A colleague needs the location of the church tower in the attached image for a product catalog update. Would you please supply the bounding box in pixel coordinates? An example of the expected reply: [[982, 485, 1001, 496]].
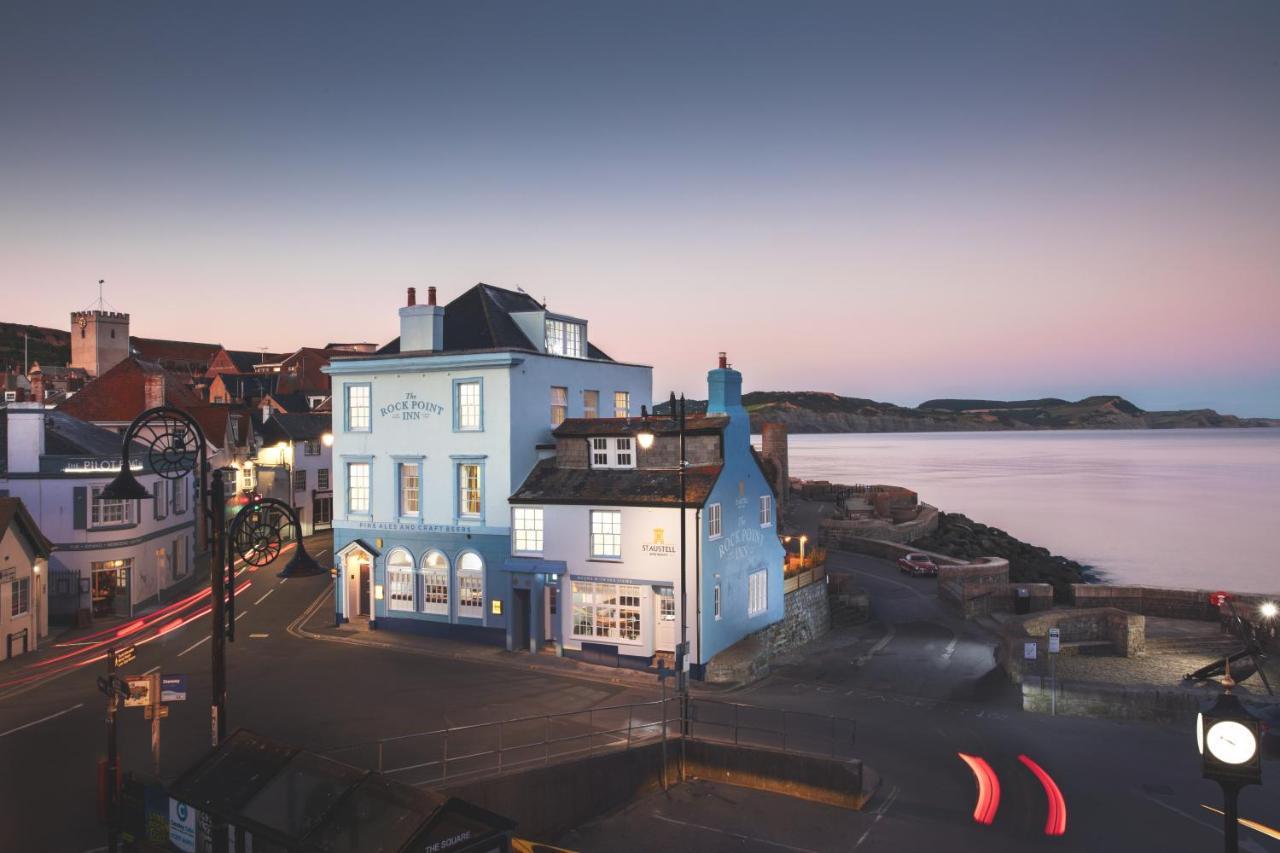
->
[[70, 309, 131, 378]]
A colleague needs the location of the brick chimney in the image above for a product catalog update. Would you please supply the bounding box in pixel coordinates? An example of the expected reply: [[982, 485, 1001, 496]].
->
[[144, 370, 166, 410], [407, 287, 416, 306]]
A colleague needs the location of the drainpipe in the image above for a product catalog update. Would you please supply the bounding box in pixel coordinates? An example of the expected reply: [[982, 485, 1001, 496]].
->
[[695, 507, 702, 670]]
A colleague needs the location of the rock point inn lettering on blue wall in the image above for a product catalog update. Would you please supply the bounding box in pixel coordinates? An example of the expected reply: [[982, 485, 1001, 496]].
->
[[379, 392, 445, 421]]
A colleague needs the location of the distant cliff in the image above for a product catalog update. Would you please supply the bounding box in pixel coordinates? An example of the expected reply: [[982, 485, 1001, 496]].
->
[[658, 392, 1278, 433], [0, 321, 69, 372]]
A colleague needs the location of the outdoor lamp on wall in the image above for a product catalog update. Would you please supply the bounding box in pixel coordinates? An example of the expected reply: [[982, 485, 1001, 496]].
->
[[321, 432, 334, 448], [636, 428, 655, 450], [1197, 663, 1263, 853], [374, 584, 384, 601]]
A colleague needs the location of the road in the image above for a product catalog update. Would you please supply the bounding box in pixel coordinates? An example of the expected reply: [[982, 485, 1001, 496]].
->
[[0, 536, 653, 852], [726, 549, 1280, 852], [2, 540, 1277, 852]]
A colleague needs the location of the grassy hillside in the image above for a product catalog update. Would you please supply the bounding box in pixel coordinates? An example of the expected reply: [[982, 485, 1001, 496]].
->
[[0, 322, 70, 372]]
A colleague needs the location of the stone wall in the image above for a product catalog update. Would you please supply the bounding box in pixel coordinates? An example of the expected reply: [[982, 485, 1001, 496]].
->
[[1020, 676, 1280, 724], [819, 503, 940, 547], [1072, 584, 1278, 621], [999, 607, 1145, 684], [704, 578, 831, 684]]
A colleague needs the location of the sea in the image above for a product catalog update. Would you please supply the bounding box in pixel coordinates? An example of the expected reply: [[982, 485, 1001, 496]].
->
[[758, 429, 1280, 594]]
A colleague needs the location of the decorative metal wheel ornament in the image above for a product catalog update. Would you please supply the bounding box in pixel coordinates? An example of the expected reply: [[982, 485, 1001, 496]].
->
[[232, 512, 287, 567], [140, 413, 201, 480]]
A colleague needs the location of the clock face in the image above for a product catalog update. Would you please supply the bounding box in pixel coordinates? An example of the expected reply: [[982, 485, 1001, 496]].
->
[[1206, 720, 1257, 765], [77, 315, 88, 329]]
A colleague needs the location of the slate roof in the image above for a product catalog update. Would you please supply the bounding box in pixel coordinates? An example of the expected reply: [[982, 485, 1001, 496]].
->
[[130, 336, 221, 371], [262, 392, 313, 414], [554, 414, 730, 437], [369, 283, 617, 361], [258, 413, 332, 444], [0, 497, 53, 557], [511, 458, 722, 507], [0, 409, 150, 476], [56, 357, 204, 422], [216, 373, 277, 400], [225, 349, 284, 373]]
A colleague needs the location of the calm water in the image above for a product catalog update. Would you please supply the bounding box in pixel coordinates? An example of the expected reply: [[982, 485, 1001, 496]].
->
[[760, 429, 1280, 593]]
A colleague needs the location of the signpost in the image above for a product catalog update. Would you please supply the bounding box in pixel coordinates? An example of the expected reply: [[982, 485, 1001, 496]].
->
[[160, 675, 188, 703], [1047, 628, 1061, 716], [1024, 641, 1037, 661]]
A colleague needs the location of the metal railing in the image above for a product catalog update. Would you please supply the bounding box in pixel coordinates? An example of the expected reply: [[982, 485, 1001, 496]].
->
[[320, 696, 856, 788]]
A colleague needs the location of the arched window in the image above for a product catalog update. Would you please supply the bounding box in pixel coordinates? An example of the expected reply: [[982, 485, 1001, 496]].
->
[[457, 551, 485, 619], [420, 550, 450, 615], [386, 548, 415, 612]]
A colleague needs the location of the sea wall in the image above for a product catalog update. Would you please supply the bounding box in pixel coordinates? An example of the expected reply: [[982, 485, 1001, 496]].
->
[[818, 504, 939, 547], [1072, 585, 1278, 620]]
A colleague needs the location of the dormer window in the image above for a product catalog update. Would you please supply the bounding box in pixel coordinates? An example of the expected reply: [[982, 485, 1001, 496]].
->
[[590, 436, 635, 469], [545, 319, 585, 358]]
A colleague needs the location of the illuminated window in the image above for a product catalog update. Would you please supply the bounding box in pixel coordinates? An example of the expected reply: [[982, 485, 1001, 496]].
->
[[512, 507, 543, 554], [571, 581, 642, 642], [458, 464, 482, 519], [545, 319, 585, 358], [457, 552, 484, 618], [583, 390, 599, 419], [399, 463, 420, 515], [551, 386, 568, 427], [386, 548, 415, 611], [347, 462, 370, 514], [590, 510, 622, 559], [346, 384, 371, 432], [614, 391, 630, 418], [421, 550, 449, 615]]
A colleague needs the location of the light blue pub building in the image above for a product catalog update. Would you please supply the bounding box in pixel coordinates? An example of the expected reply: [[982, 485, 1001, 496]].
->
[[323, 284, 652, 646]]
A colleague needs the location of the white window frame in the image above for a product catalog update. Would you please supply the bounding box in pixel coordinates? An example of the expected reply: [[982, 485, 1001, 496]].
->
[[589, 509, 622, 560], [748, 569, 768, 617], [707, 503, 722, 539], [386, 548, 415, 612], [420, 550, 450, 616], [90, 487, 135, 528], [458, 463, 482, 519], [583, 389, 599, 419], [347, 462, 370, 514], [589, 437, 635, 470], [457, 551, 485, 619], [455, 380, 482, 432], [399, 462, 420, 516], [545, 319, 585, 358], [550, 386, 568, 427], [570, 580, 642, 643], [10, 578, 30, 617], [512, 507, 544, 555], [346, 384, 371, 432], [759, 494, 772, 527], [293, 469, 307, 493], [614, 391, 630, 418], [317, 468, 330, 490], [714, 580, 722, 620]]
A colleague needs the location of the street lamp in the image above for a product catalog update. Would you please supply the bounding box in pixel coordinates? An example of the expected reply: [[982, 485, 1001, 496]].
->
[[1197, 663, 1263, 853], [1261, 602, 1278, 620], [321, 431, 334, 448]]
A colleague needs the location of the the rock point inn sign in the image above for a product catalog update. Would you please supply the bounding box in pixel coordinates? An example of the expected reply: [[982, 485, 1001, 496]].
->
[[379, 392, 444, 422]]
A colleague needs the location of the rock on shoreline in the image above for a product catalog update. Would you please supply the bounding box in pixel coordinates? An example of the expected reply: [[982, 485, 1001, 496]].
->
[[913, 511, 1090, 601]]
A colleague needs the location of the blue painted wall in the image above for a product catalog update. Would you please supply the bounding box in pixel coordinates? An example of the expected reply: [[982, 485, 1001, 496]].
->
[[697, 365, 785, 663]]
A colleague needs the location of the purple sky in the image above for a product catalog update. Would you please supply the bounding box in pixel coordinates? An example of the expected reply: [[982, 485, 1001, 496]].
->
[[2, 2, 1276, 415]]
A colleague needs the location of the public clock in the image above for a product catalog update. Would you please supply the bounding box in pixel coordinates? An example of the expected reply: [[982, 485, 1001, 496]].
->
[[77, 315, 88, 329], [1205, 720, 1258, 765]]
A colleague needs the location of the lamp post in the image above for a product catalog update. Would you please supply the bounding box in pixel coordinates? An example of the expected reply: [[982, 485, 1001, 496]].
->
[[636, 393, 690, 751], [1197, 663, 1263, 852]]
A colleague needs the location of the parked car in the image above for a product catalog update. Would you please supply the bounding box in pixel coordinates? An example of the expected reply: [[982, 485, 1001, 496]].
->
[[897, 553, 938, 577]]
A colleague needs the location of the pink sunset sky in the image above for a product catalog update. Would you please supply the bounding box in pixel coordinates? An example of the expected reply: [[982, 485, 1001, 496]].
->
[[2, 2, 1277, 415]]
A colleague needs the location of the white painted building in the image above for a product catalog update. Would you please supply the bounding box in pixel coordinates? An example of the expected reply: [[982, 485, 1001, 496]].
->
[[0, 404, 197, 621], [323, 284, 652, 647], [0, 497, 52, 660], [252, 412, 334, 536]]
